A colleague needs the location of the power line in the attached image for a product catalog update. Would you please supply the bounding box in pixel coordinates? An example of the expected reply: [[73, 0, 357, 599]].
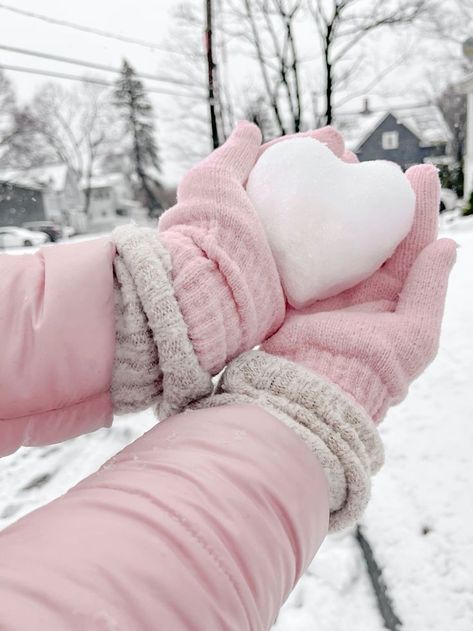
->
[[0, 63, 203, 100], [0, 2, 191, 57], [0, 43, 200, 90]]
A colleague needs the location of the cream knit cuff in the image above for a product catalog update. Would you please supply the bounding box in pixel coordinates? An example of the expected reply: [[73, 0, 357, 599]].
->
[[111, 225, 213, 418], [196, 350, 384, 531], [111, 253, 162, 413]]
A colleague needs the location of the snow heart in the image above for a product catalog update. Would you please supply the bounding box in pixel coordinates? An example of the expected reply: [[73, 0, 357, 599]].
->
[[246, 137, 416, 308]]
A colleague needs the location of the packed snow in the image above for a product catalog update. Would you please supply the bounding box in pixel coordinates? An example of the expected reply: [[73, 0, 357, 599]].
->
[[246, 138, 415, 307], [0, 218, 472, 630]]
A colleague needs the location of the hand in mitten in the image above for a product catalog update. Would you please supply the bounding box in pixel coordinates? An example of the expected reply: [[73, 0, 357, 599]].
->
[[207, 145, 456, 530], [263, 163, 456, 421], [112, 122, 347, 417]]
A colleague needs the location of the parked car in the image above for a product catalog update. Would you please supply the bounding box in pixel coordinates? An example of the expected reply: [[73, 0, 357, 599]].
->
[[0, 226, 49, 248], [23, 221, 63, 242]]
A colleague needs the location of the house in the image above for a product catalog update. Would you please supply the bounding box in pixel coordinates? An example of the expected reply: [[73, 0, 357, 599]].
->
[[457, 73, 473, 200], [84, 178, 117, 228], [0, 180, 46, 226], [82, 173, 148, 230], [0, 164, 83, 225], [338, 105, 450, 170]]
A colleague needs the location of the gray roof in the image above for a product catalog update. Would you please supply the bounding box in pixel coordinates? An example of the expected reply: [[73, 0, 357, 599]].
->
[[0, 164, 69, 192], [337, 105, 451, 152]]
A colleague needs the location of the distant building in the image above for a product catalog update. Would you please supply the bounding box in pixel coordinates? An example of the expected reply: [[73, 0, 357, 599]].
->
[[0, 164, 83, 225], [339, 105, 450, 170], [82, 173, 148, 231], [0, 180, 46, 226], [457, 73, 473, 200], [85, 179, 118, 228]]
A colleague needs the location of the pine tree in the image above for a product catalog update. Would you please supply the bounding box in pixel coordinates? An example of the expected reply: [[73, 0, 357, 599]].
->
[[114, 60, 162, 214]]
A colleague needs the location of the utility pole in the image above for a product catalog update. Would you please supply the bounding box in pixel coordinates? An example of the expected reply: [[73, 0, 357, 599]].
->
[[205, 0, 220, 149]]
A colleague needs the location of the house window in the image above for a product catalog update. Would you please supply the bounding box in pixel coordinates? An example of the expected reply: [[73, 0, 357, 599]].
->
[[382, 131, 399, 150]]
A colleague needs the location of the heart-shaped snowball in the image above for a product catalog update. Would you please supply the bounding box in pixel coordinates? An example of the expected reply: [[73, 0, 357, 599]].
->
[[246, 137, 416, 308]]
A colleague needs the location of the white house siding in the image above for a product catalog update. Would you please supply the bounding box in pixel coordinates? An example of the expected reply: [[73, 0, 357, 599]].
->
[[87, 185, 117, 228]]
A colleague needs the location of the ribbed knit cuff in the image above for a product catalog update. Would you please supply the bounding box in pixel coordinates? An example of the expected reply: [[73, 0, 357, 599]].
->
[[112, 225, 213, 418], [111, 254, 162, 413], [195, 350, 384, 531], [303, 350, 391, 422]]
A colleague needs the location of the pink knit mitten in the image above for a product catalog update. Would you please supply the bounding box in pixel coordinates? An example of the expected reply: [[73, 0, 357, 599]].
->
[[203, 152, 456, 530], [112, 122, 344, 417]]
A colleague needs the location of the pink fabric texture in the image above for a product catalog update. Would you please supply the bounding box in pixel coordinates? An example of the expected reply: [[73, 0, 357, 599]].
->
[[157, 123, 345, 376], [158, 122, 285, 375], [263, 162, 456, 421], [0, 405, 329, 631], [0, 238, 116, 456]]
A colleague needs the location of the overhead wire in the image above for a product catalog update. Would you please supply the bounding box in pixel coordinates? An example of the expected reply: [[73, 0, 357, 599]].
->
[[0, 63, 204, 100], [0, 2, 191, 57], [0, 44, 201, 90]]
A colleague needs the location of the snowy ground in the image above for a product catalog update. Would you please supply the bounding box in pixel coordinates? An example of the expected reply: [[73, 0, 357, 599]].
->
[[1, 219, 472, 630]]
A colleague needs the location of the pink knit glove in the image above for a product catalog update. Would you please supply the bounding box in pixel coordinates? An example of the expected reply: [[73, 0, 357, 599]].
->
[[202, 142, 456, 529], [262, 162, 457, 422], [159, 121, 347, 374], [113, 122, 345, 416]]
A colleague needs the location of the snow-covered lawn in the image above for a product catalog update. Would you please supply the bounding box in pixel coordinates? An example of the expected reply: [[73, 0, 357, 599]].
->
[[1, 220, 472, 630]]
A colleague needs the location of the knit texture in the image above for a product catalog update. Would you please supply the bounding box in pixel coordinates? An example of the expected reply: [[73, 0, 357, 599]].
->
[[112, 123, 349, 416], [197, 350, 383, 531], [112, 225, 212, 418], [112, 253, 162, 413], [158, 124, 285, 376], [263, 164, 457, 422]]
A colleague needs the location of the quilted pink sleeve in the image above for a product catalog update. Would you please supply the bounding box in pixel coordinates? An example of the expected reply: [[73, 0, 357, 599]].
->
[[0, 238, 116, 456], [0, 405, 329, 630]]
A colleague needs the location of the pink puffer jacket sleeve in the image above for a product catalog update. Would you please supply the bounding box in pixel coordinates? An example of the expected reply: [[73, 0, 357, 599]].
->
[[0, 239, 116, 456], [0, 404, 329, 631]]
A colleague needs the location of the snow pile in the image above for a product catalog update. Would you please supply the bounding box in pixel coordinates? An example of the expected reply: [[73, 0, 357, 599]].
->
[[1, 222, 472, 630], [246, 138, 415, 307]]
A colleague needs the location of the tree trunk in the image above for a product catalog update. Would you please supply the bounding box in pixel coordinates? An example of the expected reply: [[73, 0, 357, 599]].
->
[[83, 185, 92, 216], [205, 0, 220, 149], [325, 57, 333, 125]]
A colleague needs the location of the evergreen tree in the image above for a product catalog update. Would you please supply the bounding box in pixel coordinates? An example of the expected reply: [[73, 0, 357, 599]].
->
[[114, 60, 162, 214]]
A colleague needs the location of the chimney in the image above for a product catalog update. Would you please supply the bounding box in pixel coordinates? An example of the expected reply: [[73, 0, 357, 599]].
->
[[361, 98, 371, 115]]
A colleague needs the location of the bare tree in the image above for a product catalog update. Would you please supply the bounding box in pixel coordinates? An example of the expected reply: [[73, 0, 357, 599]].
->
[[308, 0, 430, 124], [436, 82, 468, 197], [159, 2, 221, 173], [205, 0, 221, 148], [80, 84, 120, 213], [28, 81, 119, 212], [244, 95, 276, 141], [0, 71, 48, 169], [227, 0, 304, 134], [438, 84, 467, 166], [0, 70, 16, 148]]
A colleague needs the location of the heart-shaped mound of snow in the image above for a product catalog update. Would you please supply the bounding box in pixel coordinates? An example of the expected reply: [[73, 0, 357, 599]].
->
[[246, 137, 416, 308]]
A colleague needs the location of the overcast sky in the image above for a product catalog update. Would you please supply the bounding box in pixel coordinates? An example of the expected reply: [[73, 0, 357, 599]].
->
[[0, 0, 180, 100], [0, 1, 471, 183], [0, 1, 195, 181]]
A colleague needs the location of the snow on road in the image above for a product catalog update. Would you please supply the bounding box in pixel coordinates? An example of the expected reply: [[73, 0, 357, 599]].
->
[[1, 220, 472, 630]]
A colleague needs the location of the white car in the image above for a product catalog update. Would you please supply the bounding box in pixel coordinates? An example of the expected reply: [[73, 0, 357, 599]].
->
[[0, 226, 49, 248]]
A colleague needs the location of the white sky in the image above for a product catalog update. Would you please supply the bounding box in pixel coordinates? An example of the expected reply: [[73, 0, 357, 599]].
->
[[0, 0, 181, 100], [0, 1, 196, 182], [0, 1, 470, 183]]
